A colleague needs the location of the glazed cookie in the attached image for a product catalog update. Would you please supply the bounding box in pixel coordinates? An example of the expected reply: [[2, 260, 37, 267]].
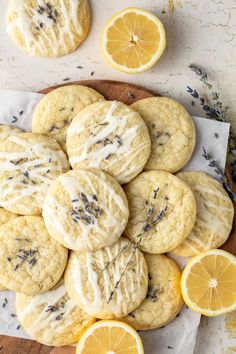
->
[[16, 280, 95, 346], [123, 171, 196, 254], [171, 172, 234, 256], [131, 97, 196, 173], [0, 132, 69, 215], [0, 216, 68, 295], [0, 124, 22, 145], [32, 85, 104, 151], [66, 100, 151, 184], [65, 237, 148, 319], [123, 254, 183, 330], [6, 0, 91, 57], [43, 169, 129, 252]]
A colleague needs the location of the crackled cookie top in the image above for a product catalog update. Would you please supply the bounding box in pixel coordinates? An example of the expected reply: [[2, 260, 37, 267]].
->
[[123, 171, 197, 254], [131, 97, 196, 173], [32, 85, 104, 151], [16, 280, 95, 346], [123, 254, 183, 330], [172, 172, 234, 256], [43, 169, 129, 252], [6, 0, 91, 57], [66, 100, 151, 184], [65, 238, 148, 319], [0, 124, 22, 145], [0, 216, 68, 295], [0, 133, 69, 215]]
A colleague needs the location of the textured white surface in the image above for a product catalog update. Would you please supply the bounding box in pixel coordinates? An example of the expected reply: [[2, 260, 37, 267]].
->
[[0, 1, 236, 353]]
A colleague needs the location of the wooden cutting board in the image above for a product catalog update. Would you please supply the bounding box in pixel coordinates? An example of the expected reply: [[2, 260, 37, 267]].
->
[[0, 80, 234, 354]]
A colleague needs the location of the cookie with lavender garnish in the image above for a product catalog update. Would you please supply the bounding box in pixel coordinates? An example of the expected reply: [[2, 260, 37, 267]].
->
[[171, 172, 234, 256], [131, 97, 196, 173], [0, 124, 22, 145], [43, 169, 129, 252], [123, 254, 183, 330], [6, 0, 91, 57], [0, 216, 68, 295], [66, 100, 151, 184], [32, 85, 104, 151], [65, 237, 148, 319], [15, 279, 95, 346], [123, 171, 196, 254], [0, 132, 69, 215]]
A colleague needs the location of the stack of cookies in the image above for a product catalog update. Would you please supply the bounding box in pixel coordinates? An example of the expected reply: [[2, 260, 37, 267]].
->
[[0, 85, 233, 347]]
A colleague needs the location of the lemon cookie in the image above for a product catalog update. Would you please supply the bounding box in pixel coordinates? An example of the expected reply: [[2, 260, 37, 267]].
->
[[65, 237, 148, 319], [66, 100, 151, 184], [131, 97, 196, 172], [123, 171, 196, 254], [0, 132, 69, 215], [123, 254, 183, 330], [0, 216, 68, 295], [171, 172, 234, 257], [6, 0, 91, 57], [43, 169, 129, 252], [0, 124, 22, 145], [32, 85, 104, 151], [15, 279, 95, 346]]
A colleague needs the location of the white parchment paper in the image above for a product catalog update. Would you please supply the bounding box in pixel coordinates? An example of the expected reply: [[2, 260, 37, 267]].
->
[[0, 89, 231, 353]]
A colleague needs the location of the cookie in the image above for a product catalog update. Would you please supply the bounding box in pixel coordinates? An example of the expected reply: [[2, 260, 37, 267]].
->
[[0, 132, 69, 215], [66, 100, 151, 184], [123, 171, 196, 254], [131, 97, 196, 173], [32, 85, 104, 151], [0, 284, 6, 291], [171, 172, 234, 256], [0, 124, 22, 145], [43, 169, 129, 252], [6, 0, 91, 57], [0, 208, 19, 227], [15, 279, 95, 346], [65, 237, 148, 319], [123, 254, 183, 330], [0, 216, 68, 295]]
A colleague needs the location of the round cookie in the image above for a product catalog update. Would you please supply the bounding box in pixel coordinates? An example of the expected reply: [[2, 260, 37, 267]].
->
[[15, 280, 95, 346], [0, 132, 69, 215], [65, 237, 148, 319], [6, 0, 91, 57], [66, 100, 151, 184], [0, 124, 22, 145], [32, 85, 104, 151], [123, 171, 197, 254], [131, 97, 196, 173], [123, 254, 183, 330], [171, 172, 234, 256], [43, 169, 129, 252], [0, 216, 68, 295]]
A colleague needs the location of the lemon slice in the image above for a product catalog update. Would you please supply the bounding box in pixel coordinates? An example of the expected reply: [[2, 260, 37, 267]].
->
[[76, 320, 144, 354], [102, 7, 166, 73], [181, 249, 236, 316]]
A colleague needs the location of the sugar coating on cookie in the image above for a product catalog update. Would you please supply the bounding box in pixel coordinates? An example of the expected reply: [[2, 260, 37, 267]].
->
[[43, 169, 129, 252], [0, 216, 68, 295], [66, 100, 151, 184], [6, 0, 91, 57], [0, 133, 69, 215], [171, 172, 234, 256], [15, 280, 95, 346], [123, 171, 196, 254], [65, 238, 148, 319], [131, 97, 196, 173], [0, 124, 22, 145], [32, 85, 104, 151], [123, 254, 183, 330]]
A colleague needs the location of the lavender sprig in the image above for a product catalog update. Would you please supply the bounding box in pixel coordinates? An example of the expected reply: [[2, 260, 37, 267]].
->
[[202, 147, 236, 201]]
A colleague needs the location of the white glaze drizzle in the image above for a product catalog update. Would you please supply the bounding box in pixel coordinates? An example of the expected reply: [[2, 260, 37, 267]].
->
[[6, 0, 85, 56], [43, 170, 128, 251]]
